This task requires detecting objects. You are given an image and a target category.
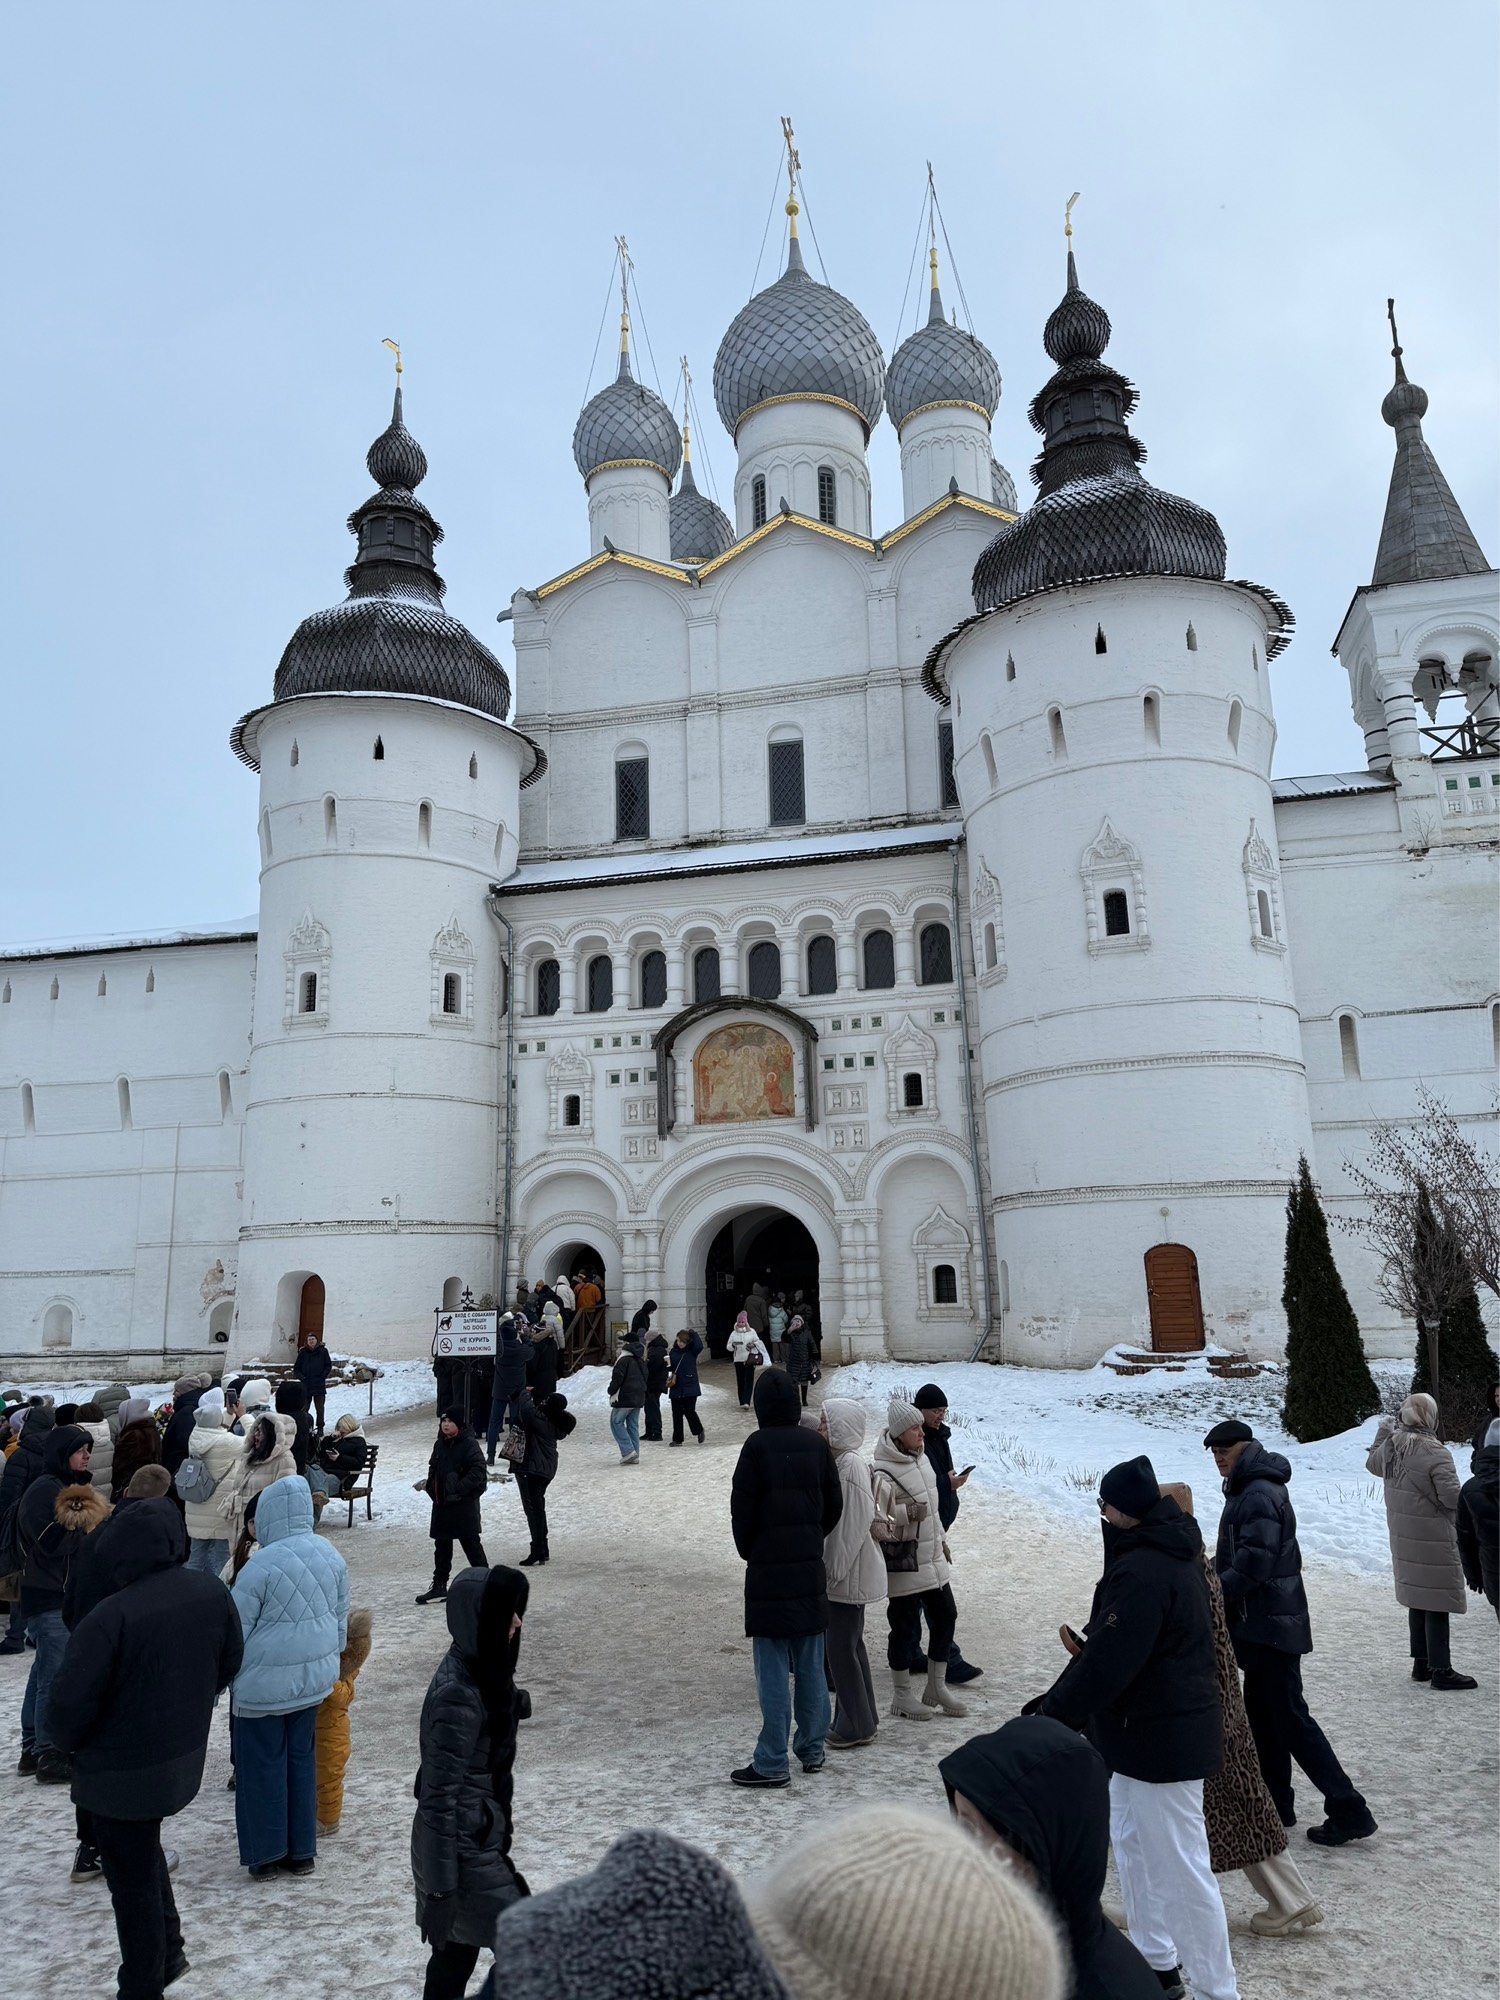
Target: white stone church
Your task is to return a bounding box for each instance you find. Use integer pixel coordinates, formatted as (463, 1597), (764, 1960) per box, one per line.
(2, 193), (1496, 1378)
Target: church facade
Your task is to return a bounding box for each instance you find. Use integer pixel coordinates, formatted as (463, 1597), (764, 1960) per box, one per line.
(2, 201), (1495, 1377)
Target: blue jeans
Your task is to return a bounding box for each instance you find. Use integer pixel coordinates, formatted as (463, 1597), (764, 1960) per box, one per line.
(609, 1406), (640, 1459)
(21, 1608), (70, 1754)
(233, 1706), (319, 1867)
(187, 1537), (229, 1576)
(751, 1632), (831, 1778)
(487, 1389), (524, 1459)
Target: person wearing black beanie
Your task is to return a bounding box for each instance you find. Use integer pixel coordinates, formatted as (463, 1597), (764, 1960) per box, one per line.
(906, 1385), (983, 1685)
(416, 1409), (489, 1605)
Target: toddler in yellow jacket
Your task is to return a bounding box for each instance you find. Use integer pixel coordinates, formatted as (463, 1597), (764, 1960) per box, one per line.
(315, 1606), (373, 1834)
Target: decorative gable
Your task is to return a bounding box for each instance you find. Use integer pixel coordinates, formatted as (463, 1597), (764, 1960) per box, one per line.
(546, 1043), (594, 1138)
(912, 1205), (974, 1321)
(283, 912), (331, 1029)
(430, 914), (477, 1027)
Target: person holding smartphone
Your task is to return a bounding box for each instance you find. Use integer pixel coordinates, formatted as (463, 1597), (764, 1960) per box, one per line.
(910, 1386), (984, 1685)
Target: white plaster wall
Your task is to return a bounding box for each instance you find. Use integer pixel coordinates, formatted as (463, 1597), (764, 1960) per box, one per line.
(898, 405), (995, 516)
(732, 400), (872, 539)
(586, 464), (672, 561)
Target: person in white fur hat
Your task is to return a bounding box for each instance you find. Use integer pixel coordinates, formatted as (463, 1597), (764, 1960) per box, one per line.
(872, 1399), (968, 1721)
(182, 1388), (245, 1576)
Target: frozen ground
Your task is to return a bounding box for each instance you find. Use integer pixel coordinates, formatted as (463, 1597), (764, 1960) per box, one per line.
(3, 1357), (1494, 2000)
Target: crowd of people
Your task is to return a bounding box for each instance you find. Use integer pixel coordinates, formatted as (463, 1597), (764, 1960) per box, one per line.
(2, 1308), (1493, 2000)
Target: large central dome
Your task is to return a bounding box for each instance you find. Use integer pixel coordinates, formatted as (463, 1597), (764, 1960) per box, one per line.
(713, 234), (885, 437)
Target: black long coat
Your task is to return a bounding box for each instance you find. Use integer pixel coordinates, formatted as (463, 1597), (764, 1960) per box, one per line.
(527, 1335), (560, 1404)
(412, 1566), (531, 1949)
(425, 1425), (489, 1542)
(1040, 1497), (1223, 1785)
(0, 1407), (54, 1533)
(1213, 1441), (1313, 1655)
(730, 1369), (842, 1639)
(1457, 1442), (1499, 1609)
(160, 1387), (205, 1478)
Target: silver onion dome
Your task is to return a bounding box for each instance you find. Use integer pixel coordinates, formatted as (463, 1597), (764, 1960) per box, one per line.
(669, 456), (734, 562)
(572, 345), (682, 483)
(886, 264), (1002, 430)
(714, 232), (885, 436)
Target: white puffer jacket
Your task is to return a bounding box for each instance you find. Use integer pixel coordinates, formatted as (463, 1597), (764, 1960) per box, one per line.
(79, 1421), (114, 1497)
(183, 1406), (245, 1540)
(871, 1427), (950, 1599)
(822, 1401), (887, 1607)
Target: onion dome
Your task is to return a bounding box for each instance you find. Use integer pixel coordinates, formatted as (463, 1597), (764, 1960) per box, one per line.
(572, 332), (682, 483)
(714, 222), (885, 437)
(972, 251), (1228, 615)
(232, 387), (512, 760)
(990, 458), (1018, 512)
(1371, 303), (1491, 588)
(886, 251), (1001, 431)
(669, 418), (733, 562)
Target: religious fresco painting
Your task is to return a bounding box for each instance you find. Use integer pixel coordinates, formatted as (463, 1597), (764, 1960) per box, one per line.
(694, 1022), (796, 1124)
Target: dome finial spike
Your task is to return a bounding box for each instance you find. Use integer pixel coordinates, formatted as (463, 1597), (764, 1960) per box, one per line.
(926, 163), (946, 326)
(779, 114), (808, 274)
(615, 235), (633, 379)
(382, 337), (403, 422)
(1065, 192), (1081, 290)
(680, 354), (693, 466)
(1387, 296), (1408, 385)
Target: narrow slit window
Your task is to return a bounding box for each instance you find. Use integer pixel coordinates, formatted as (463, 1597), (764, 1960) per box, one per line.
(324, 796), (337, 845)
(902, 1071), (925, 1108)
(693, 946), (721, 1003)
(1, 982), (9, 1003)
(1048, 708), (1068, 759)
(259, 812), (273, 862)
(1186, 624), (1198, 652)
(535, 959), (560, 1017)
(1256, 889), (1273, 939)
(117, 1077), (133, 1130)
(562, 1094), (582, 1128)
(807, 934), (837, 996)
(982, 733), (998, 787)
(1005, 652), (1017, 682)
(49, 978), (59, 1001)
(300, 970), (319, 1014)
(933, 1263), (958, 1304)
(1338, 1014), (1361, 1079)
(442, 972), (463, 1015)
(817, 465), (837, 524)
(21, 1082), (35, 1133)
(768, 739), (805, 826)
(373, 736), (384, 760)
(219, 1070), (233, 1120)
(747, 939), (782, 1000)
(1252, 646), (1260, 672)
(1103, 889), (1131, 938)
(983, 921), (997, 971)
(145, 969), (155, 993)
(862, 929), (896, 991)
(586, 954), (614, 1013)
(1144, 693), (1161, 746)
(1094, 625), (1108, 655)
(469, 754), (479, 779)
(615, 757), (650, 841)
(938, 720), (958, 808)
(919, 923), (953, 986)
(1228, 700), (1243, 752)
(639, 950), (667, 1009)
(418, 801), (432, 849)
(290, 739), (299, 767)
(751, 475), (767, 529)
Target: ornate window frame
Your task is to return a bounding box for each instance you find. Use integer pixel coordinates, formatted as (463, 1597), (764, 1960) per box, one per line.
(971, 857), (1007, 985)
(913, 1205), (974, 1322)
(883, 1014), (939, 1121)
(1241, 819), (1286, 954)
(283, 911), (331, 1029)
(430, 915), (477, 1028)
(546, 1043), (594, 1138)
(1081, 818), (1150, 955)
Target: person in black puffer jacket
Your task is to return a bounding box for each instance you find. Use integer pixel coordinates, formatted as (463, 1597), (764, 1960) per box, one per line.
(274, 1381), (314, 1474)
(1, 1401), (56, 1651)
(294, 1332), (334, 1432)
(487, 1317), (532, 1465)
(412, 1564), (531, 2000)
(159, 1375), (209, 1479)
(1206, 1421), (1374, 1845)
(513, 1393), (575, 1568)
(15, 1425), (111, 1779)
(417, 1410), (489, 1605)
(642, 1329), (669, 1444)
(728, 1368), (842, 1786)
(1456, 1421), (1499, 1613)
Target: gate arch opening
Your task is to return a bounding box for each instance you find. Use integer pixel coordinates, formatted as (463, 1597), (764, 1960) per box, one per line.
(703, 1207), (819, 1356)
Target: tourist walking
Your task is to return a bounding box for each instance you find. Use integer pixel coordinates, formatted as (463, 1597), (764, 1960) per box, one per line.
(940, 1717), (1162, 2000)
(1457, 1418), (1498, 1613)
(412, 1565), (532, 2000)
(1037, 1455), (1236, 2000)
(781, 1313), (815, 1407)
(230, 1474), (349, 1877)
(607, 1328), (648, 1464)
(767, 1294), (788, 1367)
(728, 1311), (764, 1408)
(642, 1327), (669, 1442)
(488, 1315), (531, 1464)
(818, 1397), (884, 1748)
(743, 1280), (771, 1354)
(294, 1328), (334, 1432)
(417, 1409), (490, 1603)
(47, 1495), (243, 1997)
(217, 1412), (299, 1551)
(15, 1425), (108, 1780)
(668, 1327), (706, 1444)
(1205, 1418), (1377, 1844)
(872, 1399), (968, 1720)
(1367, 1392), (1477, 1688)
(728, 1367), (842, 1786)
(907, 1384), (981, 1683)
(514, 1390), (575, 1566)
(181, 1386), (244, 1576)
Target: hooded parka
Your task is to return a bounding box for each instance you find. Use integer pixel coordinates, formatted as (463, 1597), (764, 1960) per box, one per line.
(821, 1401), (886, 1608)
(230, 1475), (349, 1718)
(217, 1412), (299, 1548)
(183, 1402), (246, 1540)
(730, 1369), (842, 1638)
(16, 1426), (109, 1614)
(1213, 1440), (1313, 1654)
(425, 1415), (489, 1542)
(1367, 1410), (1467, 1614)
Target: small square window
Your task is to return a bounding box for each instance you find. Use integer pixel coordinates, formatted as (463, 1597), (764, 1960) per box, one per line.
(869, 1014), (882, 1028)
(646, 1069), (657, 1082)
(822, 1057), (835, 1071)
(843, 1056), (855, 1070)
(831, 1018), (843, 1031)
(851, 1016), (862, 1030)
(611, 1036), (623, 1048)
(534, 1040), (546, 1052)
(932, 1010), (945, 1023)
(862, 1054), (876, 1069)
(518, 1042), (529, 1054)
(1445, 778), (1459, 790)
(628, 1070), (640, 1083)
(607, 1070), (621, 1085)
(593, 1037), (604, 1049)
(1469, 775), (1482, 789)
(630, 1034), (642, 1047)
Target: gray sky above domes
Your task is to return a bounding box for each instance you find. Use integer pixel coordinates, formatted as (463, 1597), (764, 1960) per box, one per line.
(3, 0), (1495, 943)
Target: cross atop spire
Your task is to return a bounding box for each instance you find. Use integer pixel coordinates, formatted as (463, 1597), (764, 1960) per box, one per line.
(615, 236), (634, 379)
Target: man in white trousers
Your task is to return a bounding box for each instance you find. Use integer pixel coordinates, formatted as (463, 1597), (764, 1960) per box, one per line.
(1035, 1454), (1237, 2000)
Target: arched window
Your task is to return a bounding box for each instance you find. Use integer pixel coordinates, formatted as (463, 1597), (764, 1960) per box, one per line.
(98, 975), (107, 997)
(535, 959), (560, 1017)
(586, 954), (614, 1013)
(918, 922), (953, 986)
(469, 753), (479, 779)
(687, 945), (718, 1002)
(49, 978), (59, 1001)
(219, 1070), (233, 1120)
(42, 1302), (73, 1350)
(903, 1071), (925, 1108)
(300, 970), (319, 1014)
(324, 796), (337, 845)
(442, 972), (463, 1016)
(1103, 890), (1130, 938)
(639, 950), (667, 1009)
(441, 1276), (464, 1310)
(1186, 624), (1198, 652)
(1256, 889), (1273, 940)
(1048, 707), (1068, 759)
(938, 720), (957, 808)
(1338, 1013), (1361, 1080)
(807, 934), (837, 996)
(998, 1258), (1011, 1312)
(117, 1077), (133, 1130)
(768, 738), (805, 826)
(562, 1094), (582, 1128)
(747, 940), (781, 1000)
(1228, 700), (1243, 752)
(373, 736), (385, 760)
(21, 1082), (36, 1133)
(983, 921), (997, 971)
(290, 739), (299, 767)
(418, 801), (432, 849)
(259, 811), (273, 862)
(751, 475), (767, 529)
(932, 1263), (958, 1304)
(1094, 625), (1108, 655)
(982, 733), (998, 788)
(1143, 693), (1161, 746)
(145, 968), (155, 994)
(615, 754), (650, 840)
(817, 465), (837, 525)
(862, 929), (896, 990)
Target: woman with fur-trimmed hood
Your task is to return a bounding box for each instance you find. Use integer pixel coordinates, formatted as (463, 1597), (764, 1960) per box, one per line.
(217, 1412), (298, 1549)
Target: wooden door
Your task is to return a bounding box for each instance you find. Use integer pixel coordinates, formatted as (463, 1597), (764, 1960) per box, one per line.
(297, 1274), (326, 1350)
(1144, 1244), (1204, 1352)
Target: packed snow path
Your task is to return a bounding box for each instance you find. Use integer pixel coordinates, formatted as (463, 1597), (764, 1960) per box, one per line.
(4, 1359), (1494, 2000)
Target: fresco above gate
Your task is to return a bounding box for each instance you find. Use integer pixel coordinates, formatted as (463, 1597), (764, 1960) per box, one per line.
(694, 1022), (796, 1123)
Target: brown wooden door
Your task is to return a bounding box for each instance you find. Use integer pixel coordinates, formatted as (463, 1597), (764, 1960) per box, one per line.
(1144, 1244), (1204, 1352)
(297, 1275), (326, 1350)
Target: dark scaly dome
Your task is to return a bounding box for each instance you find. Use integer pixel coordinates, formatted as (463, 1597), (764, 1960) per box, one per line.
(1371, 307), (1492, 588)
(573, 337), (682, 483)
(669, 447), (734, 563)
(885, 254), (1002, 430)
(234, 387), (512, 754)
(972, 251), (1229, 615)
(714, 225), (885, 436)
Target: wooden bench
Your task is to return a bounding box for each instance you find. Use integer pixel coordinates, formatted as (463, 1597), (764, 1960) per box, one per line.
(338, 1442), (379, 1526)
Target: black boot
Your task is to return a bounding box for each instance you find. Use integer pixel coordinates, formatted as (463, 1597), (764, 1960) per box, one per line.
(414, 1581), (448, 1605)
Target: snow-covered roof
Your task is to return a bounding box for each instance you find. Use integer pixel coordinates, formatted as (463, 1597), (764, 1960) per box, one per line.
(1270, 771), (1396, 802)
(497, 822), (959, 897)
(0, 918), (258, 963)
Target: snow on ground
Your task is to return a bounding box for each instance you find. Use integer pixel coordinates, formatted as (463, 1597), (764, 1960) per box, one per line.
(3, 1357), (1494, 2000)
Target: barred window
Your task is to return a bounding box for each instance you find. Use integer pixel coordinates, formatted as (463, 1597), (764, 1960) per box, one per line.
(862, 929), (895, 990)
(919, 922), (953, 986)
(442, 972), (463, 1015)
(535, 958), (560, 1016)
(615, 757), (649, 841)
(747, 940), (781, 1000)
(752, 475), (767, 529)
(300, 971), (319, 1014)
(693, 946), (721, 1003)
(807, 934), (837, 995)
(817, 465), (836, 524)
(640, 950), (667, 1008)
(563, 1094), (581, 1128)
(768, 739), (805, 826)
(933, 1263), (958, 1304)
(903, 1071), (925, 1108)
(938, 720), (957, 808)
(1103, 890), (1130, 938)
(586, 954), (614, 1012)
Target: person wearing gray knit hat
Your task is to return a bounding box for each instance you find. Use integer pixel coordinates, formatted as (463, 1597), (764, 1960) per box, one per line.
(886, 1397), (923, 1436)
(744, 1802), (1064, 2000)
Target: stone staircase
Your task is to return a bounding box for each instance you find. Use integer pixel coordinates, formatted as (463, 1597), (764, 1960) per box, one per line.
(1101, 1348), (1270, 1380)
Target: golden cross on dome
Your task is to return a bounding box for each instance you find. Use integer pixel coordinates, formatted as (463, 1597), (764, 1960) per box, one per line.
(1065, 192), (1081, 246)
(680, 356), (693, 460)
(615, 236), (632, 356)
(382, 337), (402, 379)
(781, 115), (801, 232)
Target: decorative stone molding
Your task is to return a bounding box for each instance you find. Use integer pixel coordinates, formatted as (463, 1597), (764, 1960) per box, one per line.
(1241, 819), (1286, 954)
(912, 1204), (974, 1321)
(546, 1043), (594, 1138)
(883, 1015), (939, 1120)
(430, 914), (477, 1026)
(970, 856), (1007, 984)
(283, 911), (331, 1029)
(828, 1123), (868, 1150)
(1080, 819), (1150, 955)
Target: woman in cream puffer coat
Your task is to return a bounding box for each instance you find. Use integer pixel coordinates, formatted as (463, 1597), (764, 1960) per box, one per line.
(871, 1399), (966, 1720)
(1368, 1392), (1474, 1687)
(183, 1389), (245, 1569)
(820, 1399), (886, 1748)
(218, 1413), (298, 1550)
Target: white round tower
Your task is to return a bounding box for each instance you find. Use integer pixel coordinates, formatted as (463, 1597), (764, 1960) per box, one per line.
(928, 250), (1311, 1366)
(228, 383), (541, 1365)
(887, 247), (1008, 518)
(573, 301), (681, 562)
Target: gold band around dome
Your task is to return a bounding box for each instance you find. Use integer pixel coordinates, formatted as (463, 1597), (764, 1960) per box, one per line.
(733, 391), (872, 439)
(897, 399), (994, 428)
(584, 457), (675, 481)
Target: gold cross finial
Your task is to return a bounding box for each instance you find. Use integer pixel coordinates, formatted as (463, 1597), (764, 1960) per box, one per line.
(615, 236), (632, 356)
(781, 115), (801, 233)
(680, 355), (693, 462)
(382, 337), (403, 379)
(1065, 192), (1081, 246)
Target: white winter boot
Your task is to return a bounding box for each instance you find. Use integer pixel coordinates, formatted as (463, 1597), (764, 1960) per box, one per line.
(922, 1659), (970, 1717)
(889, 1668), (934, 1721)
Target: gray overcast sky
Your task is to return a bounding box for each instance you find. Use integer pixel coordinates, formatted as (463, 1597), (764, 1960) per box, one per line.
(4, 0), (1495, 946)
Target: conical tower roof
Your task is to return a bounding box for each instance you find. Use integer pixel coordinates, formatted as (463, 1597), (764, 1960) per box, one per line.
(1371, 306), (1492, 588)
